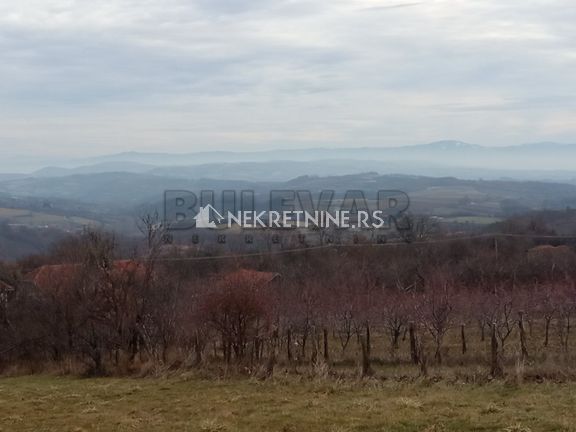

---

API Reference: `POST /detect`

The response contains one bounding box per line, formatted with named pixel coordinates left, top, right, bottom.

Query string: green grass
left=0, top=207, right=98, bottom=228
left=442, top=216, right=503, bottom=225
left=2, top=376, right=576, bottom=431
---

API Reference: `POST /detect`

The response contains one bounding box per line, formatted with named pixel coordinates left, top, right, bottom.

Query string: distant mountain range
left=1, top=140, right=575, bottom=207
left=33, top=161, right=158, bottom=178
left=3, top=140, right=575, bottom=171
left=2, top=171, right=576, bottom=213
left=4, top=141, right=569, bottom=183
left=3, top=140, right=576, bottom=261
left=2, top=168, right=576, bottom=260
left=72, top=140, right=575, bottom=169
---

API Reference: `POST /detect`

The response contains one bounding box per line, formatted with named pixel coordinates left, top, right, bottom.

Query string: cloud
left=0, top=0, right=575, bottom=160
left=357, top=2, right=425, bottom=12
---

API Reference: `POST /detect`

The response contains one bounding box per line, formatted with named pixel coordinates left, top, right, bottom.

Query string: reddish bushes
left=2, top=234, right=576, bottom=379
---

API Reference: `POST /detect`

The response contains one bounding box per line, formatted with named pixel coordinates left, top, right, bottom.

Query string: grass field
left=2, top=376, right=576, bottom=432
left=442, top=216, right=503, bottom=225
left=0, top=207, right=98, bottom=229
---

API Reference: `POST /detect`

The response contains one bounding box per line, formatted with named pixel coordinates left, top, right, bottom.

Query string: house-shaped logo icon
left=194, top=205, right=226, bottom=229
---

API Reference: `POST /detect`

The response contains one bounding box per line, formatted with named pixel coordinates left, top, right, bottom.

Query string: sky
left=1, top=0, right=575, bottom=160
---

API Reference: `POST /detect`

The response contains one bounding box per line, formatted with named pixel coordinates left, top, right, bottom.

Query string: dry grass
left=1, top=375, right=576, bottom=431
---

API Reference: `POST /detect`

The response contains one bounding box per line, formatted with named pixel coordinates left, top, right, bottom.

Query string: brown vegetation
left=2, top=229, right=576, bottom=382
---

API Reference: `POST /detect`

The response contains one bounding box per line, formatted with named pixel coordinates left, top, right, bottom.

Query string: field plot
left=0, top=208, right=98, bottom=230
left=1, top=376, right=576, bottom=432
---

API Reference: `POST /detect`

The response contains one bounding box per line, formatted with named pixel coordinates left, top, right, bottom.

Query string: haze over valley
left=1, top=140, right=576, bottom=260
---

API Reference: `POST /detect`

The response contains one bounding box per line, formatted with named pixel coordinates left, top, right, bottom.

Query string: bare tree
left=395, top=214, right=438, bottom=244
left=417, top=279, right=455, bottom=365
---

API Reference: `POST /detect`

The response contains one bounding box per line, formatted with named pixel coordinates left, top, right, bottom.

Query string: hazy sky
left=1, top=0, right=575, bottom=159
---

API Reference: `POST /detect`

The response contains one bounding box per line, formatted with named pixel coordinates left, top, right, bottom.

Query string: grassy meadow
left=2, top=375, right=576, bottom=432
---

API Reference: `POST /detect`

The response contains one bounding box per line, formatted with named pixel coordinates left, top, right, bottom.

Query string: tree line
left=1, top=229, right=576, bottom=380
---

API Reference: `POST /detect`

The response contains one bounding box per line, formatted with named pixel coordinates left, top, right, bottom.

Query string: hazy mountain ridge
left=24, top=159, right=576, bottom=183
left=6, top=140, right=575, bottom=183
left=1, top=141, right=575, bottom=250
left=5, top=140, right=576, bottom=175
left=1, top=171, right=575, bottom=211
left=2, top=170, right=576, bottom=260
left=75, top=141, right=575, bottom=168
left=34, top=161, right=157, bottom=178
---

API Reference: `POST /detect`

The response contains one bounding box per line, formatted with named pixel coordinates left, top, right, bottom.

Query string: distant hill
left=33, top=161, right=157, bottom=177
left=0, top=222, right=67, bottom=261
left=16, top=141, right=576, bottom=183
left=0, top=172, right=261, bottom=206
left=1, top=172, right=576, bottom=217
left=0, top=173, right=27, bottom=181
left=1, top=170, right=576, bottom=260
left=72, top=141, right=576, bottom=171
left=5, top=141, right=576, bottom=177
left=24, top=159, right=576, bottom=183
left=488, top=209, right=576, bottom=237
